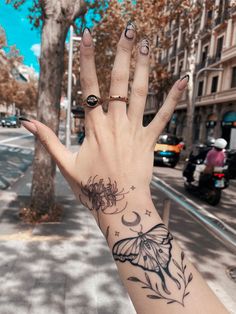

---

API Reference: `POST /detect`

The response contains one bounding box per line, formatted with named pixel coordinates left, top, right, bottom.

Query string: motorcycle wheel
left=205, top=189, right=221, bottom=206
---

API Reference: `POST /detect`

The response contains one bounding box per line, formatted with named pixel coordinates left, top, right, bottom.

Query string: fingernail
left=124, top=21, right=136, bottom=40
left=177, top=75, right=189, bottom=90
left=20, top=117, right=37, bottom=135
left=19, top=116, right=31, bottom=122
left=82, top=28, right=92, bottom=47
left=140, top=39, right=149, bottom=55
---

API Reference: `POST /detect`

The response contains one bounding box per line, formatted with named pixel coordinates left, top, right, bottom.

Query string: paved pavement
left=0, top=128, right=235, bottom=313
left=0, top=165, right=136, bottom=314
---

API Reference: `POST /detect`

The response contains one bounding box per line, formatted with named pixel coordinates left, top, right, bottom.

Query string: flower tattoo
left=79, top=176, right=133, bottom=226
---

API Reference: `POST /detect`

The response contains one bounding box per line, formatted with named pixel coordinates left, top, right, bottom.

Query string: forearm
left=79, top=181, right=229, bottom=314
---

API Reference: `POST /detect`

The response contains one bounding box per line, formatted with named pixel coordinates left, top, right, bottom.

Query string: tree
left=93, top=0, right=171, bottom=97
left=7, top=0, right=87, bottom=218
left=92, top=0, right=223, bottom=151
left=0, top=27, right=37, bottom=112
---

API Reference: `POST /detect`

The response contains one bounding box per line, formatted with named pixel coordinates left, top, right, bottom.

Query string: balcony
left=207, top=54, right=222, bottom=66
left=199, top=25, right=211, bottom=38
left=177, top=44, right=185, bottom=55
left=195, top=88, right=236, bottom=107
left=221, top=44, right=236, bottom=62
left=169, top=49, right=177, bottom=60
left=195, top=61, right=207, bottom=72
left=231, top=6, right=236, bottom=16
left=166, top=30, right=171, bottom=37
left=213, top=10, right=229, bottom=27
left=145, top=93, right=159, bottom=114
left=160, top=56, right=168, bottom=66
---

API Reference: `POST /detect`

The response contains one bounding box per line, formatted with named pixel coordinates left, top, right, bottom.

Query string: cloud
left=30, top=43, right=41, bottom=57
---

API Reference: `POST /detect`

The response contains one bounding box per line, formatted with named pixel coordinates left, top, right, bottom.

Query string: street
left=0, top=127, right=34, bottom=189
left=0, top=127, right=236, bottom=312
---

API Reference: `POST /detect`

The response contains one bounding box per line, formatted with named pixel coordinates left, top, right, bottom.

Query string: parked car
left=2, top=116, right=21, bottom=128
left=1, top=117, right=6, bottom=127
left=154, top=134, right=183, bottom=168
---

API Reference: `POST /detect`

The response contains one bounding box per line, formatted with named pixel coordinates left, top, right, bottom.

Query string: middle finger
left=108, top=21, right=136, bottom=119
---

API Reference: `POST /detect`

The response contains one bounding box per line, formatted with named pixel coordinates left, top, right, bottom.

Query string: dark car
left=154, top=134, right=183, bottom=168
left=2, top=116, right=21, bottom=128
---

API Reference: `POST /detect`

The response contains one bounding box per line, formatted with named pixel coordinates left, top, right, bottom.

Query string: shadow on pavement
left=0, top=194, right=135, bottom=314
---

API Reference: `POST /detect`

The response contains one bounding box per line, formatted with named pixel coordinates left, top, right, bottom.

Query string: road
left=154, top=165, right=236, bottom=230
left=151, top=165, right=236, bottom=312
left=0, top=127, right=34, bottom=189
left=0, top=125, right=74, bottom=189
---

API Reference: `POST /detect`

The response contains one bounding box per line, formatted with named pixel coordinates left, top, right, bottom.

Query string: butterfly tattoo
left=112, top=223, right=180, bottom=294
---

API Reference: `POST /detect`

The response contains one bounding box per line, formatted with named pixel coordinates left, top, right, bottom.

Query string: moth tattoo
left=112, top=223, right=193, bottom=306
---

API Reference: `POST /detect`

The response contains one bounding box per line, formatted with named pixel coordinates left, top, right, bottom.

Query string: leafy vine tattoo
left=79, top=176, right=133, bottom=226
left=112, top=224, right=193, bottom=306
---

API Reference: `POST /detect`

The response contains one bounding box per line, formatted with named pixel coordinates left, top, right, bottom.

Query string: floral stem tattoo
left=112, top=223, right=193, bottom=306
left=79, top=176, right=133, bottom=226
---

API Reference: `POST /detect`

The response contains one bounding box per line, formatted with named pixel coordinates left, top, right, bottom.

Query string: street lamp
left=193, top=66, right=224, bottom=102
left=65, top=26, right=81, bottom=148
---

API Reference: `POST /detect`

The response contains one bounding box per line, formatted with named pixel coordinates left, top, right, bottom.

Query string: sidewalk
left=0, top=149, right=235, bottom=313
left=0, top=155, right=135, bottom=314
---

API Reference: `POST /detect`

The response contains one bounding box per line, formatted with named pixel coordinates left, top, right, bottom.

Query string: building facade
left=144, top=0, right=236, bottom=149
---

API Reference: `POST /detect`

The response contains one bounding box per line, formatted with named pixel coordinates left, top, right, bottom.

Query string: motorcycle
left=226, top=149, right=236, bottom=179
left=183, top=146, right=229, bottom=206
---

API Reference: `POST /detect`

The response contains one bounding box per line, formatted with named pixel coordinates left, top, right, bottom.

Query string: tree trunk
left=29, top=0, right=86, bottom=214
left=30, top=19, right=68, bottom=213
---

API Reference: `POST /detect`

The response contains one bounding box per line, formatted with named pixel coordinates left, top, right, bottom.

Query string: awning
left=223, top=111, right=236, bottom=122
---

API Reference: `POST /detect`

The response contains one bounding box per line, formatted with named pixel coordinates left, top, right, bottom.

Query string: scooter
left=183, top=148, right=229, bottom=206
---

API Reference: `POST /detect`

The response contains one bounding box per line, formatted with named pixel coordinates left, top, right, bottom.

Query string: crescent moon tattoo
left=121, top=211, right=141, bottom=227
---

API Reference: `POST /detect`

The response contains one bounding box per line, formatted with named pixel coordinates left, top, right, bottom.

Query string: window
left=231, top=67, right=236, bottom=88
left=207, top=10, right=213, bottom=19
left=181, top=32, right=186, bottom=46
left=173, top=39, right=177, bottom=55
left=216, top=36, right=224, bottom=60
left=211, top=76, right=219, bottom=93
left=198, top=81, right=204, bottom=96
left=201, top=45, right=208, bottom=66
left=178, top=60, right=183, bottom=75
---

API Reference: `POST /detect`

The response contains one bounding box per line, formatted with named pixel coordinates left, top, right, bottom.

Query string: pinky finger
left=147, top=75, right=189, bottom=142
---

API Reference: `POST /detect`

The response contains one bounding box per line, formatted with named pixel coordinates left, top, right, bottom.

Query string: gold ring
left=109, top=96, right=129, bottom=104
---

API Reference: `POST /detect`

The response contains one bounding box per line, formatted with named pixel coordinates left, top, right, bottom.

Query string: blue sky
left=0, top=1, right=104, bottom=74
left=0, top=1, right=41, bottom=72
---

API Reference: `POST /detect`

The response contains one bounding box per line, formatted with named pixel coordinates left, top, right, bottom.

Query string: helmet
left=206, top=137, right=215, bottom=147
left=214, top=138, right=227, bottom=150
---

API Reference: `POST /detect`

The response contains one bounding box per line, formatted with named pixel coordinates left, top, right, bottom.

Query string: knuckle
left=157, top=110, right=171, bottom=123
left=38, top=134, right=49, bottom=147
left=169, top=91, right=181, bottom=103
left=133, top=85, right=148, bottom=97
left=80, top=76, right=96, bottom=90
left=117, top=44, right=131, bottom=54
left=80, top=46, right=94, bottom=58
left=111, top=69, right=128, bottom=83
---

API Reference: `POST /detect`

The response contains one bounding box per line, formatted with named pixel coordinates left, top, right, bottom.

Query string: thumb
left=19, top=117, right=76, bottom=176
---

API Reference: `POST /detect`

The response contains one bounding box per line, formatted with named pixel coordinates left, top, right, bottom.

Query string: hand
left=21, top=22, right=189, bottom=225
